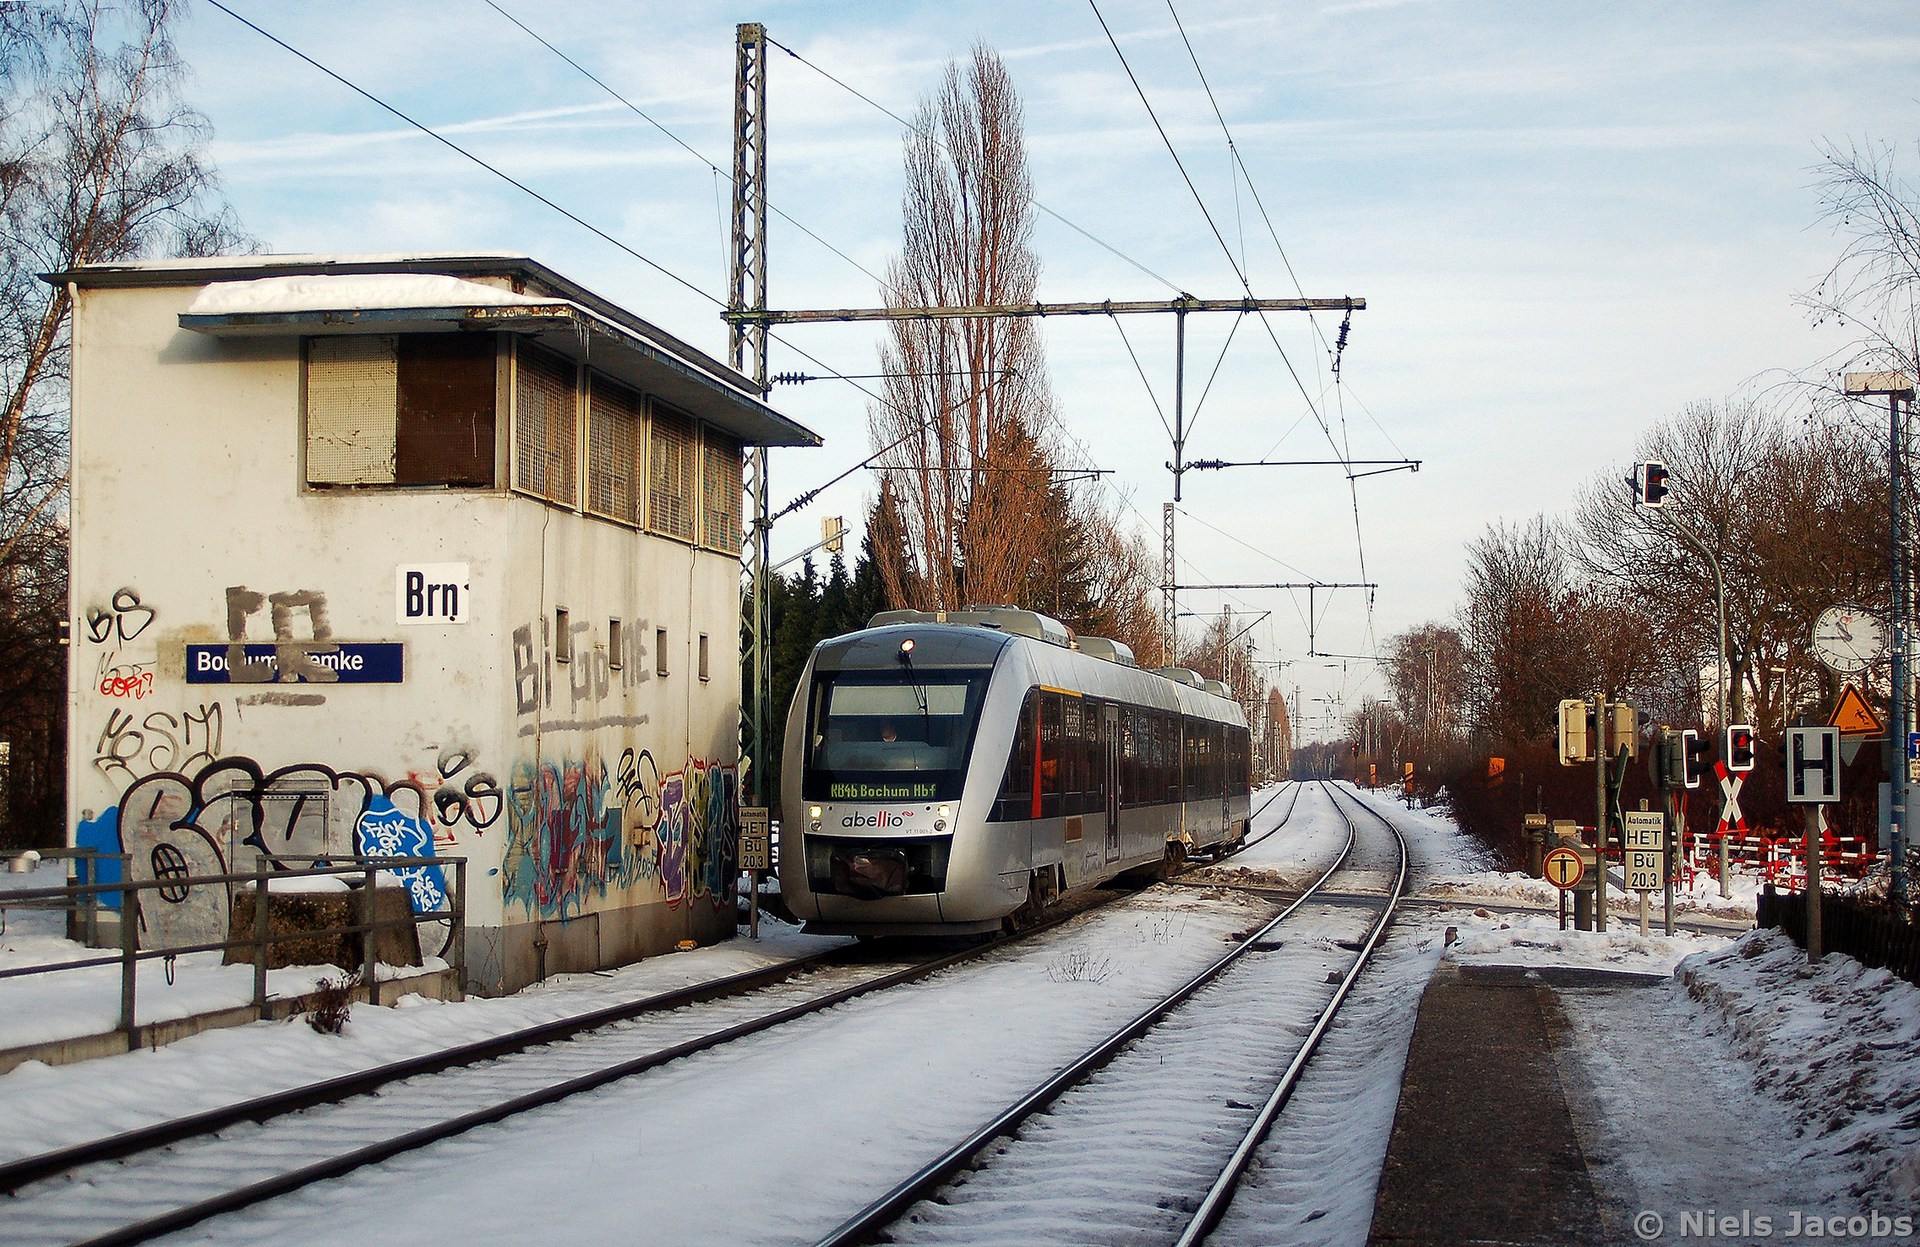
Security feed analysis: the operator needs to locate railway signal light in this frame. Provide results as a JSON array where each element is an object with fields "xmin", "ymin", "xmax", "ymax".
[
  {"xmin": 1652, "ymin": 727, "xmax": 1683, "ymax": 789},
  {"xmin": 1681, "ymin": 729, "xmax": 1709, "ymax": 788},
  {"xmin": 1639, "ymin": 460, "xmax": 1670, "ymax": 507},
  {"xmin": 1558, "ymin": 698, "xmax": 1593, "ymax": 766},
  {"xmin": 1725, "ymin": 724, "xmax": 1755, "ymax": 773}
]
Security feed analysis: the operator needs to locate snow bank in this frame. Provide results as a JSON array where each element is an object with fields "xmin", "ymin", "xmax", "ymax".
[
  {"xmin": 1678, "ymin": 929, "xmax": 1920, "ymax": 1200},
  {"xmin": 1439, "ymin": 907, "xmax": 1731, "ymax": 975}
]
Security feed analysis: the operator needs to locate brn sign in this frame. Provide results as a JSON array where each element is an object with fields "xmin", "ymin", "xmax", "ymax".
[{"xmin": 397, "ymin": 563, "xmax": 470, "ymax": 625}]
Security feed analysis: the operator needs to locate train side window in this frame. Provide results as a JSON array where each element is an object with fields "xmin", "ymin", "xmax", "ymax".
[
  {"xmin": 991, "ymin": 689, "xmax": 1039, "ymax": 822},
  {"xmin": 1039, "ymin": 692, "xmax": 1063, "ymax": 819}
]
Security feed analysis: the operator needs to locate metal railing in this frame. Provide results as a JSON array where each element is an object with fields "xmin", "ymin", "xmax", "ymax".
[{"xmin": 0, "ymin": 854, "xmax": 466, "ymax": 1049}]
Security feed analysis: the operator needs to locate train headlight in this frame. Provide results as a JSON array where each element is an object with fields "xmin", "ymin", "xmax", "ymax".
[
  {"xmin": 938, "ymin": 805, "xmax": 951, "ymax": 818},
  {"xmin": 934, "ymin": 819, "xmax": 947, "ymax": 831},
  {"xmin": 809, "ymin": 805, "xmax": 822, "ymax": 819}
]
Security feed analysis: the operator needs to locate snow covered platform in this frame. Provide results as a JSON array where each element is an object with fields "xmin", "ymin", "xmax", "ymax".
[{"xmin": 1369, "ymin": 961, "xmax": 1640, "ymax": 1246}]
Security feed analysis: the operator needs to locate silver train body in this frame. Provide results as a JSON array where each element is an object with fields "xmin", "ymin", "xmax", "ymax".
[{"xmin": 779, "ymin": 609, "xmax": 1253, "ymax": 936}]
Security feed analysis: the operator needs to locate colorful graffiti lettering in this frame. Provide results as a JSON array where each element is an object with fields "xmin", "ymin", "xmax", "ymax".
[
  {"xmin": 97, "ymin": 663, "xmax": 156, "ymax": 700},
  {"xmin": 80, "ymin": 756, "xmax": 457, "ymax": 952},
  {"xmin": 501, "ymin": 753, "xmax": 737, "ymax": 920},
  {"xmin": 356, "ymin": 796, "xmax": 450, "ymax": 913}
]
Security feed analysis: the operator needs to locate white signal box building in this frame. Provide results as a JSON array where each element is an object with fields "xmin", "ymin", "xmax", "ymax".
[{"xmin": 60, "ymin": 254, "xmax": 818, "ymax": 995}]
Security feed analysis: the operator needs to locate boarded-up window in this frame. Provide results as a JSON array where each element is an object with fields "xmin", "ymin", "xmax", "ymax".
[
  {"xmin": 307, "ymin": 336, "xmax": 399, "ymax": 484},
  {"xmin": 586, "ymin": 378, "xmax": 644, "ymax": 526},
  {"xmin": 307, "ymin": 335, "xmax": 496, "ymax": 487},
  {"xmin": 397, "ymin": 335, "xmax": 495, "ymax": 486},
  {"xmin": 700, "ymin": 429, "xmax": 743, "ymax": 552},
  {"xmin": 515, "ymin": 344, "xmax": 577, "ymax": 506},
  {"xmin": 648, "ymin": 401, "xmax": 696, "ymax": 541}
]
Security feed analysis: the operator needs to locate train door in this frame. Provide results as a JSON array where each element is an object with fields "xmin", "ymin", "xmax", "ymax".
[
  {"xmin": 1103, "ymin": 704, "xmax": 1121, "ymax": 864},
  {"xmin": 1219, "ymin": 723, "xmax": 1230, "ymax": 831}
]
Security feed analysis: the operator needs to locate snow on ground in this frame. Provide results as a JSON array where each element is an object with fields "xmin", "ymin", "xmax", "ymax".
[
  {"xmin": 6, "ymin": 781, "xmax": 1915, "ymax": 1245},
  {"xmin": 0, "ymin": 915, "xmax": 846, "ymax": 1162},
  {"xmin": 1558, "ymin": 930, "xmax": 1920, "ymax": 1237}
]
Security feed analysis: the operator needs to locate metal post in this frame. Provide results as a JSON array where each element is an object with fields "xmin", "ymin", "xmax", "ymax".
[
  {"xmin": 119, "ymin": 879, "xmax": 138, "ymax": 1049},
  {"xmin": 1663, "ymin": 788, "xmax": 1676, "ymax": 936},
  {"xmin": 1594, "ymin": 692, "xmax": 1608, "ymax": 933},
  {"xmin": 1162, "ymin": 501, "xmax": 1176, "ymax": 663},
  {"xmin": 1806, "ymin": 804, "xmax": 1824, "ymax": 963},
  {"xmin": 1891, "ymin": 388, "xmax": 1910, "ymax": 909},
  {"xmin": 361, "ymin": 865, "xmax": 380, "ymax": 1008},
  {"xmin": 729, "ymin": 23, "xmax": 773, "ymax": 814},
  {"xmin": 450, "ymin": 858, "xmax": 467, "ymax": 999},
  {"xmin": 252, "ymin": 858, "xmax": 270, "ymax": 1014}
]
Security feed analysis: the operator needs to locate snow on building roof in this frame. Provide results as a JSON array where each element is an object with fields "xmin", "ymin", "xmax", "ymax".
[
  {"xmin": 53, "ymin": 253, "xmax": 822, "ymax": 449},
  {"xmin": 184, "ymin": 274, "xmax": 549, "ymax": 316}
]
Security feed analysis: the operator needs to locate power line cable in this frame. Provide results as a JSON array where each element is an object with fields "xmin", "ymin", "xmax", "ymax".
[
  {"xmin": 205, "ymin": 0, "xmax": 723, "ymax": 310},
  {"xmin": 483, "ymin": 1, "xmax": 893, "ymax": 292},
  {"xmin": 1087, "ymin": 0, "xmax": 1346, "ymax": 471},
  {"xmin": 762, "ymin": 33, "xmax": 1184, "ymax": 295}
]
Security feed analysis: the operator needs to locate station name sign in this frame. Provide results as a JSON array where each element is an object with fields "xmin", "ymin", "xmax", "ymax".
[{"xmin": 186, "ymin": 643, "xmax": 405, "ymax": 684}]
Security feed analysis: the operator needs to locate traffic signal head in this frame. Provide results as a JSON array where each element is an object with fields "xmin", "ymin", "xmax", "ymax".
[
  {"xmin": 1640, "ymin": 460, "xmax": 1670, "ymax": 507},
  {"xmin": 1681, "ymin": 728, "xmax": 1709, "ymax": 788},
  {"xmin": 1652, "ymin": 727, "xmax": 1683, "ymax": 789},
  {"xmin": 1725, "ymin": 724, "xmax": 1755, "ymax": 773},
  {"xmin": 1557, "ymin": 698, "xmax": 1593, "ymax": 766}
]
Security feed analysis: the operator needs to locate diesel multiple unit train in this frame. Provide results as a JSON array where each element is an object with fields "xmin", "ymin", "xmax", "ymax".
[{"xmin": 779, "ymin": 607, "xmax": 1254, "ymax": 936}]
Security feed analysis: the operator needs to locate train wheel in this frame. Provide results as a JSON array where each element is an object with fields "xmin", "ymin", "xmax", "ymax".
[{"xmin": 1002, "ymin": 871, "xmax": 1049, "ymax": 934}]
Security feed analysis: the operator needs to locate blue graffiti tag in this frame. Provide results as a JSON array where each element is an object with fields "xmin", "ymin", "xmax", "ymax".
[{"xmin": 355, "ymin": 795, "xmax": 449, "ymax": 914}]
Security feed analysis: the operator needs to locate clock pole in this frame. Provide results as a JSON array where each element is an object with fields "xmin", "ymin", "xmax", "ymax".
[
  {"xmin": 1892, "ymin": 385, "xmax": 1910, "ymax": 910},
  {"xmin": 1847, "ymin": 371, "xmax": 1917, "ymax": 909}
]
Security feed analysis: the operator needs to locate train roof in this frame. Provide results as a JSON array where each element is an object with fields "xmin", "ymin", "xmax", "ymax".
[{"xmin": 826, "ymin": 613, "xmax": 1245, "ymax": 726}]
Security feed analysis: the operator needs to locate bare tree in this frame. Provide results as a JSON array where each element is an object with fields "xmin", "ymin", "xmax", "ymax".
[
  {"xmin": 1805, "ymin": 140, "xmax": 1920, "ymax": 391},
  {"xmin": 1457, "ymin": 516, "xmax": 1586, "ymax": 748},
  {"xmin": 0, "ymin": 0, "xmax": 249, "ymax": 844},
  {"xmin": 1386, "ymin": 622, "xmax": 1470, "ymax": 756},
  {"xmin": 1570, "ymin": 401, "xmax": 1883, "ymax": 730},
  {"xmin": 869, "ymin": 44, "xmax": 1057, "ymax": 611}
]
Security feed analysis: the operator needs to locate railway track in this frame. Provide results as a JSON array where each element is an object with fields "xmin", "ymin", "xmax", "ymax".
[
  {"xmin": 812, "ymin": 780, "xmax": 1407, "ymax": 1247},
  {"xmin": 4, "ymin": 782, "xmax": 1307, "ymax": 1247}
]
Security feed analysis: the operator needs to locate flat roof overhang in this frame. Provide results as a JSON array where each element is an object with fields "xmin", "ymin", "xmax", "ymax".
[{"xmin": 180, "ymin": 302, "xmax": 820, "ymax": 449}]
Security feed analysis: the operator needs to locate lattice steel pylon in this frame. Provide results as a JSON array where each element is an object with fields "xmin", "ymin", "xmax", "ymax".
[
  {"xmin": 1162, "ymin": 501, "xmax": 1176, "ymax": 665},
  {"xmin": 729, "ymin": 23, "xmax": 772, "ymax": 807}
]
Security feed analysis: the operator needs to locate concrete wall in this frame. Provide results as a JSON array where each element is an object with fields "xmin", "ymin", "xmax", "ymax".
[{"xmin": 67, "ymin": 281, "xmax": 742, "ymax": 995}]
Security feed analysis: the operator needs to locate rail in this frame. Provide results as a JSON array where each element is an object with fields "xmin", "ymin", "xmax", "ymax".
[{"xmin": 0, "ymin": 854, "xmax": 466, "ymax": 1047}]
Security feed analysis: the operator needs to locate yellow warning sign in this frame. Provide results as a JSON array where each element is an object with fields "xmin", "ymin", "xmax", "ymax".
[
  {"xmin": 1543, "ymin": 846, "xmax": 1585, "ymax": 890},
  {"xmin": 1829, "ymin": 683, "xmax": 1884, "ymax": 737}
]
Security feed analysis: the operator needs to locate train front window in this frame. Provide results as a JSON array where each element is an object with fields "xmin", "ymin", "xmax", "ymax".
[{"xmin": 803, "ymin": 669, "xmax": 989, "ymax": 802}]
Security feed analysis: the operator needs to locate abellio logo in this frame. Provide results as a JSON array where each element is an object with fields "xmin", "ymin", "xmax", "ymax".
[{"xmin": 841, "ymin": 810, "xmax": 913, "ymax": 829}]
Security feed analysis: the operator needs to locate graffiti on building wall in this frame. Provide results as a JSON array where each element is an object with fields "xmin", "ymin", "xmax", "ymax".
[
  {"xmin": 86, "ymin": 587, "xmax": 160, "ymax": 702},
  {"xmin": 86, "ymin": 587, "xmax": 155, "ymax": 645},
  {"xmin": 93, "ymin": 703, "xmax": 225, "ymax": 786},
  {"xmin": 428, "ymin": 749, "xmax": 505, "ymax": 838},
  {"xmin": 512, "ymin": 615, "xmax": 650, "ymax": 718},
  {"xmin": 78, "ymin": 756, "xmax": 458, "ymax": 951},
  {"xmin": 225, "ymin": 585, "xmax": 340, "ymax": 684},
  {"xmin": 501, "ymin": 749, "xmax": 737, "ymax": 920}
]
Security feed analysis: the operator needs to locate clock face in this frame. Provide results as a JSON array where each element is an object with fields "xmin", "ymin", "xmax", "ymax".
[{"xmin": 1812, "ymin": 607, "xmax": 1887, "ymax": 675}]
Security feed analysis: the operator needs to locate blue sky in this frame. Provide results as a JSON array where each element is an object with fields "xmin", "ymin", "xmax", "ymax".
[{"xmin": 178, "ymin": 1, "xmax": 1920, "ymax": 740}]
